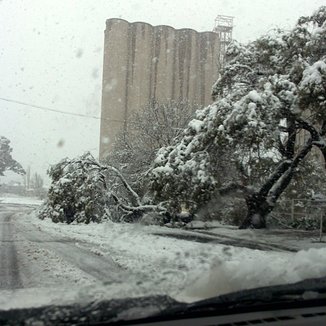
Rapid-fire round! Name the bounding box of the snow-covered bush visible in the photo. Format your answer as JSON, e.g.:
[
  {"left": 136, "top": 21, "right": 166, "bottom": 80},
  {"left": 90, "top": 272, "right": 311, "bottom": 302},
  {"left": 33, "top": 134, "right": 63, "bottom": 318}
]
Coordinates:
[{"left": 39, "top": 153, "right": 109, "bottom": 223}]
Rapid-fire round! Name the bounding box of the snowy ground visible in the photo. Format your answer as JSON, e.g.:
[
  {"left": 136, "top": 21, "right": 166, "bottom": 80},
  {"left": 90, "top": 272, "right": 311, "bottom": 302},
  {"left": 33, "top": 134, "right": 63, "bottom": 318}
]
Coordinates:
[
  {"left": 29, "top": 214, "right": 326, "bottom": 302},
  {"left": 0, "top": 193, "right": 43, "bottom": 206},
  {"left": 1, "top": 197, "right": 326, "bottom": 311},
  {"left": 184, "top": 220, "right": 326, "bottom": 251}
]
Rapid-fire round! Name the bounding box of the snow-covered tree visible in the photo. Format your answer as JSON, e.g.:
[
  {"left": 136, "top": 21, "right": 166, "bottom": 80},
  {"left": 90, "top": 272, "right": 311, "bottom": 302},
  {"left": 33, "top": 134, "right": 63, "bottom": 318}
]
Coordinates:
[
  {"left": 39, "top": 153, "right": 110, "bottom": 223},
  {"left": 150, "top": 6, "right": 326, "bottom": 228},
  {"left": 0, "top": 136, "right": 25, "bottom": 177},
  {"left": 106, "top": 100, "right": 199, "bottom": 195},
  {"left": 40, "top": 153, "right": 168, "bottom": 224}
]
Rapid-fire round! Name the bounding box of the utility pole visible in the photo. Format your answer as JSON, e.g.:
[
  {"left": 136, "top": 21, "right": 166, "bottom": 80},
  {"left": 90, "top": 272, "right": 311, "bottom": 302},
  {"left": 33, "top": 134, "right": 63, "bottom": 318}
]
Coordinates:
[{"left": 24, "top": 166, "right": 31, "bottom": 191}]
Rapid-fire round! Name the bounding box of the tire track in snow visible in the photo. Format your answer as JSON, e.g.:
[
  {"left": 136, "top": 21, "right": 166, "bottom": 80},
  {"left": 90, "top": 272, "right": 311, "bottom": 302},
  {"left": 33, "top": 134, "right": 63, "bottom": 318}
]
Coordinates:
[
  {"left": 0, "top": 212, "right": 23, "bottom": 289},
  {"left": 194, "top": 229, "right": 298, "bottom": 252},
  {"left": 16, "top": 218, "right": 124, "bottom": 283},
  {"left": 152, "top": 229, "right": 297, "bottom": 252}
]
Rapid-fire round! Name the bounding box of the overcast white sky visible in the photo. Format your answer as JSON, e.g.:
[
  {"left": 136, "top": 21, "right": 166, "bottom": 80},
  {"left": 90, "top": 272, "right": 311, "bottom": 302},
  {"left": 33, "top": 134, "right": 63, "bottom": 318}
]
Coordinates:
[{"left": 0, "top": 0, "right": 325, "bottom": 184}]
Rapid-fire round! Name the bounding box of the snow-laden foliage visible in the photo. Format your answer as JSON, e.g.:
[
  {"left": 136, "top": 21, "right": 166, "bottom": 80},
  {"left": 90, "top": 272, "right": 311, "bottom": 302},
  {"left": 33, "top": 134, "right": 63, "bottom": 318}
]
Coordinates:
[
  {"left": 40, "top": 153, "right": 169, "bottom": 224},
  {"left": 150, "top": 6, "right": 326, "bottom": 228},
  {"left": 150, "top": 103, "right": 234, "bottom": 213},
  {"left": 0, "top": 136, "right": 25, "bottom": 176},
  {"left": 39, "top": 153, "right": 109, "bottom": 224}
]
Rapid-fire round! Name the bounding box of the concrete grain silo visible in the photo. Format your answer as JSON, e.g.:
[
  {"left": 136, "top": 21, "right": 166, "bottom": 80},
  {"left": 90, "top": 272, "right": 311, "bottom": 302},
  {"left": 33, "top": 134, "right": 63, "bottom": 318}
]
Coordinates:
[{"left": 99, "top": 19, "right": 221, "bottom": 159}]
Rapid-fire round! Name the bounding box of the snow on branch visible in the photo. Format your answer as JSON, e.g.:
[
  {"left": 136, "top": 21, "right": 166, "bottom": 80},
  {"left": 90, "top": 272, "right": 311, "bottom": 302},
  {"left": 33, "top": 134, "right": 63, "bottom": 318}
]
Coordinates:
[{"left": 89, "top": 160, "right": 142, "bottom": 207}]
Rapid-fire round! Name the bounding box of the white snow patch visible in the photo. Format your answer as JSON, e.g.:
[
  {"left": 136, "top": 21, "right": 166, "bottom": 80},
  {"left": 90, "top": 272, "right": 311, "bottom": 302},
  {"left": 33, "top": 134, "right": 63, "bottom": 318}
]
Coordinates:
[
  {"left": 188, "top": 119, "right": 204, "bottom": 133},
  {"left": 300, "top": 60, "right": 326, "bottom": 89},
  {"left": 179, "top": 247, "right": 326, "bottom": 302},
  {"left": 0, "top": 195, "right": 43, "bottom": 206},
  {"left": 59, "top": 177, "right": 71, "bottom": 184},
  {"left": 152, "top": 165, "right": 173, "bottom": 175},
  {"left": 248, "top": 90, "right": 262, "bottom": 102}
]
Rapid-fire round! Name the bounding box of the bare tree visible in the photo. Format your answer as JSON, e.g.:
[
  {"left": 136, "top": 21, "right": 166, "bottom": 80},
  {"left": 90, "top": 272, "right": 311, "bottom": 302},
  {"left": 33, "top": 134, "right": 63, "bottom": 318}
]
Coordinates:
[
  {"left": 106, "top": 99, "right": 200, "bottom": 194},
  {"left": 24, "top": 166, "right": 31, "bottom": 190},
  {"left": 30, "top": 172, "right": 45, "bottom": 197}
]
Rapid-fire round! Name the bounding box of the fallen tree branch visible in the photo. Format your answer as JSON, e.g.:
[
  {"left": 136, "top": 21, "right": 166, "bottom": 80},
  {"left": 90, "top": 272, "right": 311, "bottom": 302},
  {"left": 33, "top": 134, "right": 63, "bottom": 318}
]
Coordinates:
[
  {"left": 110, "top": 192, "right": 166, "bottom": 213},
  {"left": 88, "top": 160, "right": 142, "bottom": 207}
]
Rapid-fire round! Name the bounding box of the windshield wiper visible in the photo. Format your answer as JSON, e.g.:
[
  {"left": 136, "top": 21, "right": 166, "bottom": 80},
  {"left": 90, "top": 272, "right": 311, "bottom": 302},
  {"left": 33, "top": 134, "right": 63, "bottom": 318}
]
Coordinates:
[
  {"left": 1, "top": 277, "right": 326, "bottom": 325},
  {"left": 120, "top": 276, "right": 326, "bottom": 325}
]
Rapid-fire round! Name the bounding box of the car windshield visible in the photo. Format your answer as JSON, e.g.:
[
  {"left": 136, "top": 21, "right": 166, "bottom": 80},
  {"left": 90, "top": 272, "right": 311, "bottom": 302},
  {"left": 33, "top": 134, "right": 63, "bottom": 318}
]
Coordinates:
[{"left": 1, "top": 0, "right": 326, "bottom": 317}]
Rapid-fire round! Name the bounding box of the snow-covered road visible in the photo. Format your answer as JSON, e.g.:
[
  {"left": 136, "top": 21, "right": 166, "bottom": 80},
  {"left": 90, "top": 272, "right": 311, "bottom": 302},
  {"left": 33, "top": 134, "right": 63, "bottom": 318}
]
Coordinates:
[
  {"left": 0, "top": 203, "right": 123, "bottom": 292},
  {"left": 2, "top": 199, "right": 326, "bottom": 311},
  {"left": 0, "top": 208, "right": 23, "bottom": 289},
  {"left": 15, "top": 210, "right": 123, "bottom": 283}
]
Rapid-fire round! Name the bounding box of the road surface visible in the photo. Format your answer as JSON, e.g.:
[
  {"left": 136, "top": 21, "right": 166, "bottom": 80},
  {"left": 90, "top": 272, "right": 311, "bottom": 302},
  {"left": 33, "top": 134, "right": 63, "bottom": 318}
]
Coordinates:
[
  {"left": 0, "top": 208, "right": 22, "bottom": 289},
  {"left": 0, "top": 203, "right": 123, "bottom": 290},
  {"left": 153, "top": 229, "right": 298, "bottom": 252}
]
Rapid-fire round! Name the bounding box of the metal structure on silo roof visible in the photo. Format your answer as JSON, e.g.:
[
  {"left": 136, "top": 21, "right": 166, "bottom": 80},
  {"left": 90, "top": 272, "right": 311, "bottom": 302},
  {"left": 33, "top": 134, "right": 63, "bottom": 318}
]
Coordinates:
[{"left": 213, "top": 15, "right": 234, "bottom": 68}]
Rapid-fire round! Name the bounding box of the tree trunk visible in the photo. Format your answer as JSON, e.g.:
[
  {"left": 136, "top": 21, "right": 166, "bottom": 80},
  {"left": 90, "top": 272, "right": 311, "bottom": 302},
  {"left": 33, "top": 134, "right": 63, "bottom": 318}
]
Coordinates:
[
  {"left": 239, "top": 140, "right": 313, "bottom": 229},
  {"left": 239, "top": 194, "right": 272, "bottom": 229}
]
